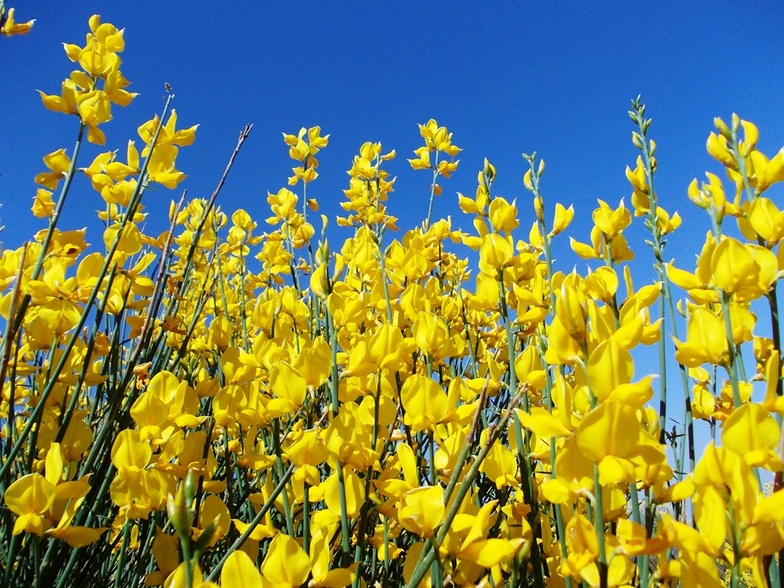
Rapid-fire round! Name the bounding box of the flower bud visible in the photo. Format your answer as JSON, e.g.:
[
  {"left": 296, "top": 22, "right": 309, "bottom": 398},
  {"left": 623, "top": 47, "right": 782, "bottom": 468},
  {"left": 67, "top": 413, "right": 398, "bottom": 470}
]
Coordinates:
[
  {"left": 731, "top": 113, "right": 741, "bottom": 134},
  {"left": 167, "top": 485, "right": 191, "bottom": 538},
  {"left": 193, "top": 520, "right": 218, "bottom": 558},
  {"left": 483, "top": 158, "right": 496, "bottom": 183},
  {"left": 523, "top": 169, "right": 534, "bottom": 192},
  {"left": 740, "top": 120, "right": 759, "bottom": 157},
  {"left": 714, "top": 117, "right": 732, "bottom": 140},
  {"left": 184, "top": 469, "right": 198, "bottom": 505}
]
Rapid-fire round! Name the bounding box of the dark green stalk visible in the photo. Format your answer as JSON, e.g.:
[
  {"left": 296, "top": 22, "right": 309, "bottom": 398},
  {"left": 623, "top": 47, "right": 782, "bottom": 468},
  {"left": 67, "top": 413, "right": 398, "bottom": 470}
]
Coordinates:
[
  {"left": 112, "top": 522, "right": 132, "bottom": 588},
  {"left": 271, "top": 419, "right": 295, "bottom": 536}
]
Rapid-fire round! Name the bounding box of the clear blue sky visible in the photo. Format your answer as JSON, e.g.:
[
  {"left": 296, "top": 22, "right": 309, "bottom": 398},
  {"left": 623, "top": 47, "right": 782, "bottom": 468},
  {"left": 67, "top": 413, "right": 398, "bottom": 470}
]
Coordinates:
[{"left": 2, "top": 1, "right": 784, "bottom": 270}]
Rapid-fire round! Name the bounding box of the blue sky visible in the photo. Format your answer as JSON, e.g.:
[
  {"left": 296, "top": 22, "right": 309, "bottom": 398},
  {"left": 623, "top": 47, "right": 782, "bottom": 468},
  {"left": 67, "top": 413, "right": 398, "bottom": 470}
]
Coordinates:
[{"left": 2, "top": 2, "right": 784, "bottom": 271}]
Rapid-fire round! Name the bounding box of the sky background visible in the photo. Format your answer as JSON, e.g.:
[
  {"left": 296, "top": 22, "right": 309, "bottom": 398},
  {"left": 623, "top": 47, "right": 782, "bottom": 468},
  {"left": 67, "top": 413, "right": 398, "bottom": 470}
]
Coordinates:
[{"left": 2, "top": 1, "right": 784, "bottom": 278}]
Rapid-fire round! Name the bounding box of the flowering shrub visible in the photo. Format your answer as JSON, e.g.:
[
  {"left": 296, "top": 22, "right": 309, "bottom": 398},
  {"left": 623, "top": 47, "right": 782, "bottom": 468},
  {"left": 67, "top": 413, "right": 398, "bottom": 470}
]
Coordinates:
[{"left": 2, "top": 11, "right": 784, "bottom": 588}]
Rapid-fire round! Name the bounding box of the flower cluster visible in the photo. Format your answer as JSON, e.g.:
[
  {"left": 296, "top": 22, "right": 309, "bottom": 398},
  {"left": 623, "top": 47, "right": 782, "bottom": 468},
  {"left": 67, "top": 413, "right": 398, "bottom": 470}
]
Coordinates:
[{"left": 39, "top": 15, "right": 134, "bottom": 144}]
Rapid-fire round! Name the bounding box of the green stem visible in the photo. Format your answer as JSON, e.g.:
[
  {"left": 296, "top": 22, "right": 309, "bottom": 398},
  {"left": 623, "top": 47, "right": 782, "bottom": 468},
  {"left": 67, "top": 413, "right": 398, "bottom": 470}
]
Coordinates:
[
  {"left": 272, "top": 419, "right": 295, "bottom": 536},
  {"left": 113, "top": 522, "right": 132, "bottom": 588},
  {"left": 424, "top": 155, "right": 440, "bottom": 231},
  {"left": 719, "top": 291, "right": 743, "bottom": 408},
  {"left": 593, "top": 466, "right": 608, "bottom": 588}
]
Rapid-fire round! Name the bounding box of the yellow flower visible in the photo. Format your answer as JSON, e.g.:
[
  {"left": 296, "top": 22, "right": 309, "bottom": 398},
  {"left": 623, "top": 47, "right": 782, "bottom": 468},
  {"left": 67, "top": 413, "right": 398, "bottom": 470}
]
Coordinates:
[
  {"left": 722, "top": 403, "right": 782, "bottom": 470},
  {"left": 398, "top": 484, "right": 445, "bottom": 538},
  {"left": 562, "top": 513, "right": 598, "bottom": 575},
  {"left": 478, "top": 232, "right": 514, "bottom": 273},
  {"left": 34, "top": 148, "right": 71, "bottom": 190},
  {"left": 576, "top": 400, "right": 640, "bottom": 463},
  {"left": 39, "top": 80, "right": 79, "bottom": 116},
  {"left": 283, "top": 127, "right": 328, "bottom": 185},
  {"left": 711, "top": 237, "right": 766, "bottom": 296},
  {"left": 674, "top": 306, "right": 729, "bottom": 367},
  {"left": 109, "top": 430, "right": 173, "bottom": 519},
  {"left": 1, "top": 7, "right": 34, "bottom": 36},
  {"left": 412, "top": 311, "right": 454, "bottom": 359},
  {"left": 5, "top": 473, "right": 56, "bottom": 536},
  {"left": 479, "top": 433, "right": 518, "bottom": 489},
  {"left": 139, "top": 110, "right": 198, "bottom": 149},
  {"left": 31, "top": 188, "right": 55, "bottom": 218},
  {"left": 401, "top": 374, "right": 450, "bottom": 433},
  {"left": 586, "top": 340, "right": 635, "bottom": 401},
  {"left": 743, "top": 196, "right": 784, "bottom": 244},
  {"left": 442, "top": 500, "right": 526, "bottom": 571},
  {"left": 488, "top": 196, "right": 519, "bottom": 234},
  {"left": 571, "top": 199, "right": 635, "bottom": 262},
  {"left": 76, "top": 90, "right": 113, "bottom": 140},
  {"left": 747, "top": 147, "right": 784, "bottom": 192},
  {"left": 268, "top": 361, "right": 307, "bottom": 416},
  {"left": 706, "top": 130, "right": 736, "bottom": 169},
  {"left": 324, "top": 402, "right": 379, "bottom": 469},
  {"left": 309, "top": 527, "right": 354, "bottom": 587}
]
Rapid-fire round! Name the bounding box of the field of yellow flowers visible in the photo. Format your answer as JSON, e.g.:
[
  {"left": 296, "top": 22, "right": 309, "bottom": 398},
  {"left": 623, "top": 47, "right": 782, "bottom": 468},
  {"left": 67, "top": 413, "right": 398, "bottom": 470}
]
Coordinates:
[{"left": 2, "top": 10, "right": 784, "bottom": 588}]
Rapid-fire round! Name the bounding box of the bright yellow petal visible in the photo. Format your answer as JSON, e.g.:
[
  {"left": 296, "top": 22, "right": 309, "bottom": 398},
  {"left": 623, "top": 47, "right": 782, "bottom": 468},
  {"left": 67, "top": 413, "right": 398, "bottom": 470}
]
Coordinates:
[
  {"left": 576, "top": 401, "right": 639, "bottom": 462},
  {"left": 398, "top": 485, "right": 444, "bottom": 538},
  {"left": 222, "top": 550, "right": 263, "bottom": 588},
  {"left": 261, "top": 533, "right": 311, "bottom": 587}
]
